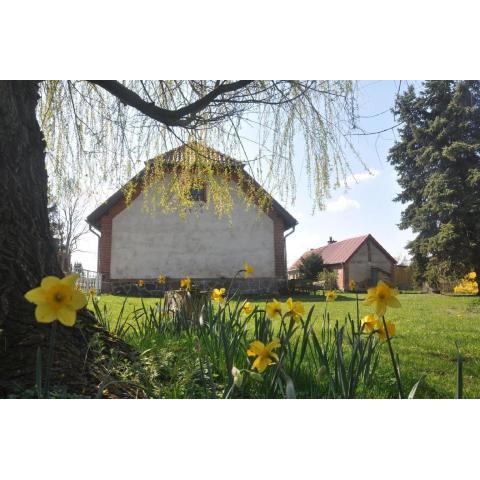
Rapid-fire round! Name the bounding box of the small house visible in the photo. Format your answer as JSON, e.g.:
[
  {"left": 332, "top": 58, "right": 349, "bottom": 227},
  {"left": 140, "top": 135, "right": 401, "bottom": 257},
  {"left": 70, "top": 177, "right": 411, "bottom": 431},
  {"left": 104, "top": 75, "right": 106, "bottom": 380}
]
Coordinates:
[{"left": 288, "top": 234, "right": 397, "bottom": 290}]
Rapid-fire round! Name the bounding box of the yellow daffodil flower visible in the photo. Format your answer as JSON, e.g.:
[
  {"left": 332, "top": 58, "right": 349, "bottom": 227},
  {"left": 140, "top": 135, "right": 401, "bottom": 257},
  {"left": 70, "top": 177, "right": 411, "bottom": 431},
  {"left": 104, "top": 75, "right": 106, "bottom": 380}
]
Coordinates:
[
  {"left": 243, "top": 262, "right": 254, "bottom": 279},
  {"left": 242, "top": 302, "right": 254, "bottom": 315},
  {"left": 376, "top": 319, "right": 396, "bottom": 341},
  {"left": 363, "top": 280, "right": 401, "bottom": 316},
  {"left": 138, "top": 279, "right": 145, "bottom": 287},
  {"left": 24, "top": 274, "right": 87, "bottom": 327},
  {"left": 180, "top": 277, "right": 191, "bottom": 290},
  {"left": 349, "top": 279, "right": 357, "bottom": 290},
  {"left": 211, "top": 287, "right": 226, "bottom": 304},
  {"left": 286, "top": 297, "right": 305, "bottom": 321},
  {"left": 326, "top": 290, "right": 337, "bottom": 302},
  {"left": 88, "top": 287, "right": 96, "bottom": 297},
  {"left": 361, "top": 314, "right": 377, "bottom": 333},
  {"left": 467, "top": 272, "right": 477, "bottom": 280},
  {"left": 158, "top": 275, "right": 166, "bottom": 284},
  {"left": 247, "top": 338, "right": 280, "bottom": 373},
  {"left": 266, "top": 299, "right": 283, "bottom": 320}
]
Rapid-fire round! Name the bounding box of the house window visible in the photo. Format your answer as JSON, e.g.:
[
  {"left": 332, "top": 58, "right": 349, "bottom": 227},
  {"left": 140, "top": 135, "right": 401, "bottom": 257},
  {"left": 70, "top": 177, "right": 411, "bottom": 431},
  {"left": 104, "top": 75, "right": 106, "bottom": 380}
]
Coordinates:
[{"left": 190, "top": 187, "right": 206, "bottom": 202}]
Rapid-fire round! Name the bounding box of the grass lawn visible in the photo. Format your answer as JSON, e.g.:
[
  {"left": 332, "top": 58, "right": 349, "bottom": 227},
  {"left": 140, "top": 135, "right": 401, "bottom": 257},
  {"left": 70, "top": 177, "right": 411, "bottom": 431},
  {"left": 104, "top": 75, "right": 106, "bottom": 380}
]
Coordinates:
[{"left": 90, "top": 291, "right": 480, "bottom": 398}]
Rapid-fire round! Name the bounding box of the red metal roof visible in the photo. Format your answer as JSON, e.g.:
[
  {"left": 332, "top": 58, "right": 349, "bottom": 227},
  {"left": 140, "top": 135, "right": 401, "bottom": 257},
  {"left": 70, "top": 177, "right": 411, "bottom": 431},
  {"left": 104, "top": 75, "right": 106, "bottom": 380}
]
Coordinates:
[{"left": 289, "top": 234, "right": 395, "bottom": 270}]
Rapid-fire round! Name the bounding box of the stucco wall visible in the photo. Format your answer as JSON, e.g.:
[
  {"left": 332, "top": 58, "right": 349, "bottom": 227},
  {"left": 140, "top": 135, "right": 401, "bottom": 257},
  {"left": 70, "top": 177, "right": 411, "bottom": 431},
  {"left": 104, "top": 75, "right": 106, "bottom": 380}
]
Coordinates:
[
  {"left": 347, "top": 240, "right": 393, "bottom": 287},
  {"left": 110, "top": 181, "right": 276, "bottom": 279}
]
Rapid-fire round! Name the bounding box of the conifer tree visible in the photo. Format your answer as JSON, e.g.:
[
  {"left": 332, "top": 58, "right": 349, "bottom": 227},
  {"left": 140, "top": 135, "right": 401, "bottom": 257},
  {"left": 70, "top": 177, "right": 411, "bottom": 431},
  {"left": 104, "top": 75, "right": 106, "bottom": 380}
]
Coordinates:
[{"left": 389, "top": 81, "right": 480, "bottom": 289}]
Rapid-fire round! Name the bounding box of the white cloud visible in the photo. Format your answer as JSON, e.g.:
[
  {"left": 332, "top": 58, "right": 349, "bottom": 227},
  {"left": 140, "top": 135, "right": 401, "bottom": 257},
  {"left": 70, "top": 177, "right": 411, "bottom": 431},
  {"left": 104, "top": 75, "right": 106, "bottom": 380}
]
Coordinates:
[
  {"left": 345, "top": 169, "right": 380, "bottom": 187},
  {"left": 326, "top": 195, "right": 360, "bottom": 212}
]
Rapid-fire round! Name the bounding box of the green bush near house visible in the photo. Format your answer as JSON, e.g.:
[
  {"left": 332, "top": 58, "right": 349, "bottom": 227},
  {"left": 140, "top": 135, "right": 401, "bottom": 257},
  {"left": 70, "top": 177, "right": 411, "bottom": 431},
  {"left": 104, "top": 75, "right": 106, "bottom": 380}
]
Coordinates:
[
  {"left": 298, "top": 253, "right": 325, "bottom": 280},
  {"left": 317, "top": 269, "right": 338, "bottom": 290}
]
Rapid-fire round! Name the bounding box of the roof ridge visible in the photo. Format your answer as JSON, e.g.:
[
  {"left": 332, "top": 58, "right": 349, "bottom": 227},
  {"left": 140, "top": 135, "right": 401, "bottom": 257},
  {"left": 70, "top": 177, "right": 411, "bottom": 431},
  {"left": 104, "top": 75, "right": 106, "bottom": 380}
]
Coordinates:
[
  {"left": 314, "top": 234, "right": 369, "bottom": 250},
  {"left": 289, "top": 234, "right": 375, "bottom": 270},
  {"left": 86, "top": 142, "right": 297, "bottom": 230}
]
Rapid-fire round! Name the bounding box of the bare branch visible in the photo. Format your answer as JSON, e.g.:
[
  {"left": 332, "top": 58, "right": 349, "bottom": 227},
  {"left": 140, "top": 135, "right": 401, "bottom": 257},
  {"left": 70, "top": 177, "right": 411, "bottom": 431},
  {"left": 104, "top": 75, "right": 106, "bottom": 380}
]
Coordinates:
[{"left": 89, "top": 80, "right": 253, "bottom": 127}]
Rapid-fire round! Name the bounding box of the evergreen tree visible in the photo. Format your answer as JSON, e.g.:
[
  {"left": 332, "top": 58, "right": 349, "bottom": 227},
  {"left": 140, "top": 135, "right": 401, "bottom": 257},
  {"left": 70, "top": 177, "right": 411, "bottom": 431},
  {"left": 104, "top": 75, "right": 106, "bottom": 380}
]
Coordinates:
[
  {"left": 389, "top": 81, "right": 480, "bottom": 289},
  {"left": 298, "top": 253, "right": 325, "bottom": 280}
]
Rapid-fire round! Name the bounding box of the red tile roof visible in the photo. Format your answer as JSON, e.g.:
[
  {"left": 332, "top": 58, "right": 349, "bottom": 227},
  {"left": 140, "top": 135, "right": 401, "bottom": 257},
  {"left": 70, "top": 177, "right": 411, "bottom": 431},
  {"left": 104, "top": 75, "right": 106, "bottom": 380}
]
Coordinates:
[{"left": 289, "top": 234, "right": 396, "bottom": 270}]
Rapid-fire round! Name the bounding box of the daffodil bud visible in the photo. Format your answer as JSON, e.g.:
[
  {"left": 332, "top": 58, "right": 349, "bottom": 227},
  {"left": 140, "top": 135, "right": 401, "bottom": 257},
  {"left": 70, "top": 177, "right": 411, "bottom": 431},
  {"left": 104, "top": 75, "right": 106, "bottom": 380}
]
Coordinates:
[
  {"left": 317, "top": 365, "right": 327, "bottom": 380},
  {"left": 231, "top": 366, "right": 243, "bottom": 387},
  {"left": 248, "top": 371, "right": 263, "bottom": 382}
]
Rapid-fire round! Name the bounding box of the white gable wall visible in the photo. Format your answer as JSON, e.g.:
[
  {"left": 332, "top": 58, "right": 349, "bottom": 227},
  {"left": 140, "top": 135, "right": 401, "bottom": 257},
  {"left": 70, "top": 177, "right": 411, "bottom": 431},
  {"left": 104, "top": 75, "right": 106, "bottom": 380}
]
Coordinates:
[
  {"left": 347, "top": 240, "right": 393, "bottom": 285},
  {"left": 110, "top": 182, "right": 276, "bottom": 279}
]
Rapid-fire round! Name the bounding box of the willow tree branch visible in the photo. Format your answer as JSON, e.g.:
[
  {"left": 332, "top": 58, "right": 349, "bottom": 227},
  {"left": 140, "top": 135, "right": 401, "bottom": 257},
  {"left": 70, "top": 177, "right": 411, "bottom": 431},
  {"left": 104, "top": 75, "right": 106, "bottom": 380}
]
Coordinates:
[{"left": 88, "top": 80, "right": 253, "bottom": 127}]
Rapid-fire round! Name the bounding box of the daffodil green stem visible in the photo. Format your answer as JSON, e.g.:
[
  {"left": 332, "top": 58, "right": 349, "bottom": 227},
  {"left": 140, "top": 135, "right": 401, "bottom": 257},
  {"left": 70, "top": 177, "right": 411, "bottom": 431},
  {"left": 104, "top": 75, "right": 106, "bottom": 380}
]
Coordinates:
[
  {"left": 322, "top": 300, "right": 328, "bottom": 341},
  {"left": 225, "top": 383, "right": 235, "bottom": 399},
  {"left": 35, "top": 346, "right": 43, "bottom": 399},
  {"left": 226, "top": 269, "right": 243, "bottom": 300},
  {"left": 355, "top": 292, "right": 360, "bottom": 329},
  {"left": 44, "top": 320, "right": 58, "bottom": 398},
  {"left": 382, "top": 316, "right": 405, "bottom": 399}
]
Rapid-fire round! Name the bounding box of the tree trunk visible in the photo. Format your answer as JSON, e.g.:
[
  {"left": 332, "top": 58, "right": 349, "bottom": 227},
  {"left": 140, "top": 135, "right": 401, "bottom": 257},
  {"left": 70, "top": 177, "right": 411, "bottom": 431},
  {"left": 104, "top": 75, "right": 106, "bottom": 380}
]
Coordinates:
[{"left": 0, "top": 81, "right": 138, "bottom": 397}]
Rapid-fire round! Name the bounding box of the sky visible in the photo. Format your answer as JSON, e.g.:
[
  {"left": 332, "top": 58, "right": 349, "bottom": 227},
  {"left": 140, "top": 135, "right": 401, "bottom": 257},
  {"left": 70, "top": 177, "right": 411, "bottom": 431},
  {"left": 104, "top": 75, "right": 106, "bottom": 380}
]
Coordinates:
[{"left": 72, "top": 80, "right": 421, "bottom": 272}]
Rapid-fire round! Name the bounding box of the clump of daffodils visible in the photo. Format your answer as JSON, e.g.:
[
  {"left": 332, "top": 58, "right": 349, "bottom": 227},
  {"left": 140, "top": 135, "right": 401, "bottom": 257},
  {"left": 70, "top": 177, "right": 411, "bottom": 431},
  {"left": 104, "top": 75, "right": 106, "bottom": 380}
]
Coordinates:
[
  {"left": 242, "top": 302, "right": 254, "bottom": 315},
  {"left": 24, "top": 274, "right": 87, "bottom": 327},
  {"left": 361, "top": 314, "right": 395, "bottom": 341},
  {"left": 362, "top": 281, "right": 401, "bottom": 338},
  {"left": 361, "top": 314, "right": 377, "bottom": 333},
  {"left": 247, "top": 339, "right": 280, "bottom": 373},
  {"left": 376, "top": 320, "right": 396, "bottom": 341},
  {"left": 265, "top": 298, "right": 306, "bottom": 322},
  {"left": 180, "top": 277, "right": 191, "bottom": 290},
  {"left": 243, "top": 262, "right": 254, "bottom": 279},
  {"left": 454, "top": 272, "right": 478, "bottom": 295},
  {"left": 211, "top": 287, "right": 226, "bottom": 304},
  {"left": 362, "top": 279, "right": 402, "bottom": 396},
  {"left": 326, "top": 290, "right": 337, "bottom": 302},
  {"left": 285, "top": 297, "right": 305, "bottom": 322},
  {"left": 363, "top": 280, "right": 401, "bottom": 316},
  {"left": 266, "top": 299, "right": 283, "bottom": 320}
]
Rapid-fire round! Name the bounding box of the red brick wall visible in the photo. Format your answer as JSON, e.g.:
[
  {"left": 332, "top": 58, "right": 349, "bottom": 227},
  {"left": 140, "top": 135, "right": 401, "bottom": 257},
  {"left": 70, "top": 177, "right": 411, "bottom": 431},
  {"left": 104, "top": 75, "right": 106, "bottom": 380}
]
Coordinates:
[
  {"left": 337, "top": 267, "right": 344, "bottom": 290},
  {"left": 272, "top": 213, "right": 286, "bottom": 278},
  {"left": 341, "top": 264, "right": 348, "bottom": 290},
  {"left": 98, "top": 185, "right": 142, "bottom": 281}
]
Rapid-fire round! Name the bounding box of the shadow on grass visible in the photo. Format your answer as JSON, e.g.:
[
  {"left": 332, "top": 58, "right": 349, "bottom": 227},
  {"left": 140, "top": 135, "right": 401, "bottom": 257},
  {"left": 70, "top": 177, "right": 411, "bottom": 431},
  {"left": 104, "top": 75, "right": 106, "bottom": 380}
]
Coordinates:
[{"left": 238, "top": 293, "right": 360, "bottom": 303}]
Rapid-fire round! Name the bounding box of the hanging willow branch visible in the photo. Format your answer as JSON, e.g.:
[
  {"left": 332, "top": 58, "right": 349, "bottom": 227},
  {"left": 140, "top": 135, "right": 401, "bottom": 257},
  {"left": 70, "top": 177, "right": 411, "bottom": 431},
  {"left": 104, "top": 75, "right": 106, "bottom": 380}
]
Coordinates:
[{"left": 38, "top": 80, "right": 363, "bottom": 216}]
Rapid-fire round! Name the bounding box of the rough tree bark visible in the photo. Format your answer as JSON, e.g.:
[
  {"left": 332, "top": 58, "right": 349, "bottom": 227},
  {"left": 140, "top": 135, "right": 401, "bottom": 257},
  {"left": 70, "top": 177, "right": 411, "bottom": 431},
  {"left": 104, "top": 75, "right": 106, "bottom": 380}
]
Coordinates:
[{"left": 0, "top": 81, "right": 138, "bottom": 397}]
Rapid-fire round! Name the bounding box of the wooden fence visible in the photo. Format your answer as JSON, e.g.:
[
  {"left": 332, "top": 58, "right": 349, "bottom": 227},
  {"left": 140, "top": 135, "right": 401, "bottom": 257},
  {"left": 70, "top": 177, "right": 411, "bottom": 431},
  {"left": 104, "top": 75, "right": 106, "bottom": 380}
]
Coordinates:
[{"left": 393, "top": 265, "right": 413, "bottom": 290}]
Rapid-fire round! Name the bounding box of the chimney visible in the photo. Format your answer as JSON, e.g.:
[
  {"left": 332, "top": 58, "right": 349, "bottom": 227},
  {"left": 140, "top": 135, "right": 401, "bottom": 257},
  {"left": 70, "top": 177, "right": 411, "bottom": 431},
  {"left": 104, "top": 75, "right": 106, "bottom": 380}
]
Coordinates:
[{"left": 328, "top": 236, "right": 336, "bottom": 244}]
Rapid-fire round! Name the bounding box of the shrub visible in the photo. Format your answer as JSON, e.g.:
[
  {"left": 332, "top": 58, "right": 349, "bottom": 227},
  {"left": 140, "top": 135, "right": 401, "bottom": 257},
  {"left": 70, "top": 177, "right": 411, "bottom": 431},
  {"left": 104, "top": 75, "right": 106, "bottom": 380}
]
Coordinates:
[
  {"left": 317, "top": 269, "right": 338, "bottom": 290},
  {"left": 298, "top": 253, "right": 324, "bottom": 280},
  {"left": 454, "top": 272, "right": 478, "bottom": 295}
]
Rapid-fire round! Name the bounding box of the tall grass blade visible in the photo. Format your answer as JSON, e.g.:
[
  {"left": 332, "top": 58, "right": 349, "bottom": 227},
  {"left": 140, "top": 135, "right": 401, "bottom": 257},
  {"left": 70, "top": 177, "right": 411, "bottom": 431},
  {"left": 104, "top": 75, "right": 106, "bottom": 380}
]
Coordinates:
[{"left": 455, "top": 342, "right": 463, "bottom": 399}]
